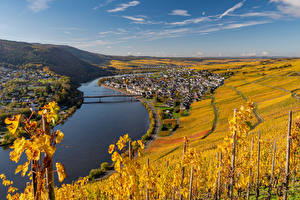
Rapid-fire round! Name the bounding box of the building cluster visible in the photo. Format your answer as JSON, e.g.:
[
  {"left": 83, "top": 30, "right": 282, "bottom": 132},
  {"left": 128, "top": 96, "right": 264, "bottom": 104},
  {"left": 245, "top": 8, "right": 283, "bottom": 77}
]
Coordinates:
[
  {"left": 103, "top": 69, "right": 224, "bottom": 109},
  {"left": 0, "top": 66, "right": 60, "bottom": 107},
  {"left": 140, "top": 64, "right": 192, "bottom": 69}
]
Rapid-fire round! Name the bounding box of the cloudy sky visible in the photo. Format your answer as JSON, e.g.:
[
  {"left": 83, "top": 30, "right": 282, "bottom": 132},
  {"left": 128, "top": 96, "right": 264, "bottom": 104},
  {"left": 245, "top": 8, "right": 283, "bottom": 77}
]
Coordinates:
[{"left": 1, "top": 0, "right": 300, "bottom": 57}]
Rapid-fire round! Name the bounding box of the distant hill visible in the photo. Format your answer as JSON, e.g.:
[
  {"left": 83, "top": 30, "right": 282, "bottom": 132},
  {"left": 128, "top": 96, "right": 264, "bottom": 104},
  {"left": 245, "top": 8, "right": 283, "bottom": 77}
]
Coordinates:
[{"left": 0, "top": 39, "right": 115, "bottom": 83}]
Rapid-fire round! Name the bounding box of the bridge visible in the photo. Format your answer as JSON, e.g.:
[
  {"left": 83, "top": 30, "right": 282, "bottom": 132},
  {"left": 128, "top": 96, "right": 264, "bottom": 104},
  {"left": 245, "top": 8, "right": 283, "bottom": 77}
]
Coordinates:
[
  {"left": 83, "top": 94, "right": 142, "bottom": 104},
  {"left": 83, "top": 94, "right": 142, "bottom": 99}
]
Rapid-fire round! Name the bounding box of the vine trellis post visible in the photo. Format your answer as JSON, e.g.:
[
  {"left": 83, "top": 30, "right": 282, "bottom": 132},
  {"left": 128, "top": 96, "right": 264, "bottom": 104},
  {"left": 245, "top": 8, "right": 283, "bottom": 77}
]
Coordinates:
[
  {"left": 229, "top": 109, "right": 237, "bottom": 200},
  {"left": 268, "top": 139, "right": 276, "bottom": 200},
  {"left": 179, "top": 139, "right": 187, "bottom": 200},
  {"left": 43, "top": 115, "right": 55, "bottom": 200},
  {"left": 255, "top": 131, "right": 261, "bottom": 200},
  {"left": 247, "top": 137, "right": 254, "bottom": 200},
  {"left": 283, "top": 110, "right": 292, "bottom": 200}
]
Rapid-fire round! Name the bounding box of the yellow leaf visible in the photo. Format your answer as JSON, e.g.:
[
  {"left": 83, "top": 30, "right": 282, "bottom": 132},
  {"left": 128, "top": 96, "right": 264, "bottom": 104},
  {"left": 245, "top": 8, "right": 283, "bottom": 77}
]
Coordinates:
[
  {"left": 15, "top": 165, "right": 23, "bottom": 175},
  {"left": 56, "top": 162, "right": 67, "bottom": 182},
  {"left": 108, "top": 144, "right": 115, "bottom": 154},
  {"left": 137, "top": 140, "right": 144, "bottom": 150},
  {"left": 5, "top": 115, "right": 21, "bottom": 135},
  {"left": 55, "top": 130, "right": 64, "bottom": 144}
]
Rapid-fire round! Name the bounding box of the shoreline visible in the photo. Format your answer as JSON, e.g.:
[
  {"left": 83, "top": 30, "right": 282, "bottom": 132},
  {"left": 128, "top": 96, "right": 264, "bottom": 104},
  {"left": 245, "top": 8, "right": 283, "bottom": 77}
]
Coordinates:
[
  {"left": 101, "top": 84, "right": 160, "bottom": 149},
  {"left": 0, "top": 87, "right": 83, "bottom": 147},
  {"left": 89, "top": 83, "right": 161, "bottom": 181}
]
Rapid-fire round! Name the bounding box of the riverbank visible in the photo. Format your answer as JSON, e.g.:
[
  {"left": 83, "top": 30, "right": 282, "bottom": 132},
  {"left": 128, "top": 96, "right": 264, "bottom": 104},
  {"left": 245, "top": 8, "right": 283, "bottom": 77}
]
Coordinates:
[
  {"left": 0, "top": 77, "right": 151, "bottom": 198},
  {"left": 101, "top": 84, "right": 161, "bottom": 147},
  {"left": 0, "top": 85, "right": 83, "bottom": 147},
  {"left": 86, "top": 84, "right": 161, "bottom": 181}
]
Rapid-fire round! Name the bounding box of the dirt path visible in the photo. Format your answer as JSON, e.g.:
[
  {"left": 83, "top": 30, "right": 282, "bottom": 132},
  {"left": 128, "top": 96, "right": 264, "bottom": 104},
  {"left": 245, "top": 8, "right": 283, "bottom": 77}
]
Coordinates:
[
  {"left": 201, "top": 95, "right": 218, "bottom": 139},
  {"left": 229, "top": 85, "right": 264, "bottom": 129},
  {"left": 244, "top": 77, "right": 300, "bottom": 101}
]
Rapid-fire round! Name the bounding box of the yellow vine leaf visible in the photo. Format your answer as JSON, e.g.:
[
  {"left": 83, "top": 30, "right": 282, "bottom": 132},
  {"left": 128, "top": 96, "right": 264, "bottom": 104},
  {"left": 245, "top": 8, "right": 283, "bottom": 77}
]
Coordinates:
[
  {"left": 38, "top": 101, "right": 60, "bottom": 124},
  {"left": 5, "top": 114, "right": 21, "bottom": 135},
  {"left": 137, "top": 140, "right": 144, "bottom": 150},
  {"left": 56, "top": 162, "right": 67, "bottom": 182},
  {"left": 108, "top": 144, "right": 115, "bottom": 154},
  {"left": 55, "top": 130, "right": 64, "bottom": 144}
]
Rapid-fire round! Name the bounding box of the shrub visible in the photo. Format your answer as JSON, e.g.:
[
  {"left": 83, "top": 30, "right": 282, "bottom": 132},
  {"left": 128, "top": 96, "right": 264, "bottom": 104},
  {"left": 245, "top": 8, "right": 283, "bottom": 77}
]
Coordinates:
[
  {"left": 142, "top": 133, "right": 151, "bottom": 142},
  {"left": 88, "top": 169, "right": 105, "bottom": 181},
  {"left": 100, "top": 162, "right": 110, "bottom": 171},
  {"left": 181, "top": 110, "right": 189, "bottom": 116}
]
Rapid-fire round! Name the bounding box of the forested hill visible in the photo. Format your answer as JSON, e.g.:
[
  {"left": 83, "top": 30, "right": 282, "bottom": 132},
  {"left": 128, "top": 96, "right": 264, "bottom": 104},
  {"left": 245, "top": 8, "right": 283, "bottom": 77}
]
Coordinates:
[{"left": 0, "top": 39, "right": 115, "bottom": 83}]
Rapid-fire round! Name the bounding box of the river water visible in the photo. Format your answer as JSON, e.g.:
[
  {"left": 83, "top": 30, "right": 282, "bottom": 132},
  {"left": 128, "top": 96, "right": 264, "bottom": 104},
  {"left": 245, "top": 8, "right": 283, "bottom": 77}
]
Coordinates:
[{"left": 0, "top": 78, "right": 149, "bottom": 198}]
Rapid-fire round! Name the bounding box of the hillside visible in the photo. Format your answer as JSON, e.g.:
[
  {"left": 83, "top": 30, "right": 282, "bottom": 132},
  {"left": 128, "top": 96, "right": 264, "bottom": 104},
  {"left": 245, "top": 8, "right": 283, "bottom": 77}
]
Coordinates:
[
  {"left": 56, "top": 58, "right": 300, "bottom": 199},
  {"left": 1, "top": 58, "right": 300, "bottom": 199},
  {"left": 0, "top": 39, "right": 114, "bottom": 83}
]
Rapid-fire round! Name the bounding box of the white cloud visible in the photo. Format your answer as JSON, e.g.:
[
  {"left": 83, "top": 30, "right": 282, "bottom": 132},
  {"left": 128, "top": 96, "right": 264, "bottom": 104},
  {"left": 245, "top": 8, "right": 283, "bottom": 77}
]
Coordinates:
[
  {"left": 142, "top": 28, "right": 190, "bottom": 40},
  {"left": 119, "top": 28, "right": 190, "bottom": 41},
  {"left": 26, "top": 0, "right": 54, "bottom": 13},
  {"left": 107, "top": 1, "right": 140, "bottom": 13},
  {"left": 123, "top": 16, "right": 145, "bottom": 23},
  {"left": 169, "top": 9, "right": 191, "bottom": 16},
  {"left": 169, "top": 17, "right": 211, "bottom": 25},
  {"left": 116, "top": 20, "right": 270, "bottom": 42},
  {"left": 195, "top": 51, "right": 204, "bottom": 56},
  {"left": 75, "top": 40, "right": 110, "bottom": 48},
  {"left": 99, "top": 31, "right": 115, "bottom": 35},
  {"left": 195, "top": 20, "right": 270, "bottom": 34},
  {"left": 236, "top": 12, "right": 282, "bottom": 19},
  {"left": 261, "top": 51, "right": 269, "bottom": 56},
  {"left": 241, "top": 52, "right": 257, "bottom": 57},
  {"left": 219, "top": 0, "right": 245, "bottom": 18},
  {"left": 270, "top": 0, "right": 300, "bottom": 17},
  {"left": 93, "top": 0, "right": 116, "bottom": 10},
  {"left": 198, "top": 27, "right": 222, "bottom": 33},
  {"left": 99, "top": 29, "right": 127, "bottom": 35},
  {"left": 122, "top": 15, "right": 163, "bottom": 24},
  {"left": 224, "top": 20, "right": 270, "bottom": 29}
]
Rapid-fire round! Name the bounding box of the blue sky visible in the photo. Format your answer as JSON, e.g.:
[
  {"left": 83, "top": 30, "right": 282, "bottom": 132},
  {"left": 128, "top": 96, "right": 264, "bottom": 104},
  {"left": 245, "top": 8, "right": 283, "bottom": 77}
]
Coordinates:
[{"left": 1, "top": 0, "right": 300, "bottom": 57}]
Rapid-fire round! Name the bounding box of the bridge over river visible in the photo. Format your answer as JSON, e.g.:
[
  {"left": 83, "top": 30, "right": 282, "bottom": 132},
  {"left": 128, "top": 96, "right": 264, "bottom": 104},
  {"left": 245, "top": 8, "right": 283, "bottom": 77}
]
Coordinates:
[
  {"left": 83, "top": 94, "right": 142, "bottom": 103},
  {"left": 83, "top": 94, "right": 142, "bottom": 99}
]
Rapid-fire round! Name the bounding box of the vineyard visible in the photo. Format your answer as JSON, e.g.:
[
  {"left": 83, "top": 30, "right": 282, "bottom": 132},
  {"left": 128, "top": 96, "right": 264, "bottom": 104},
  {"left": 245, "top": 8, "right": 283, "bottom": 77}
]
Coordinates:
[
  {"left": 1, "top": 58, "right": 300, "bottom": 199},
  {"left": 56, "top": 105, "right": 300, "bottom": 200}
]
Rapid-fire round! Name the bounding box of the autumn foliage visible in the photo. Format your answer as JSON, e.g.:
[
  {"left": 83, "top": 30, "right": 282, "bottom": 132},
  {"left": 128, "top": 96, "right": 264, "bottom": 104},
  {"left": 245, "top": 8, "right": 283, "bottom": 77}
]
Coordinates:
[
  {"left": 1, "top": 100, "right": 299, "bottom": 199},
  {"left": 1, "top": 102, "right": 66, "bottom": 200}
]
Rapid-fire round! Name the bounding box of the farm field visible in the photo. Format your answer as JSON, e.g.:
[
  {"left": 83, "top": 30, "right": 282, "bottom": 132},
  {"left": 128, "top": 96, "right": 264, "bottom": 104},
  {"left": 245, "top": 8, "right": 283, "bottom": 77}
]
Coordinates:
[{"left": 108, "top": 58, "right": 263, "bottom": 70}]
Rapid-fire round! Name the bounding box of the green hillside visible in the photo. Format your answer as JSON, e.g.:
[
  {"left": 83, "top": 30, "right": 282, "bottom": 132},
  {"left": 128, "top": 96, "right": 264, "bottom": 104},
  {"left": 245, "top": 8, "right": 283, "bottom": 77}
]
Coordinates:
[{"left": 0, "top": 39, "right": 114, "bottom": 83}]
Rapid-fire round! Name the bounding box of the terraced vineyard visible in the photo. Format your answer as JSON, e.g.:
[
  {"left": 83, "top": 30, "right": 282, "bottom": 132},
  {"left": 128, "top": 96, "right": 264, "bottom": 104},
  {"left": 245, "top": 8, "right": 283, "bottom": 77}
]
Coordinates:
[{"left": 1, "top": 58, "right": 300, "bottom": 199}]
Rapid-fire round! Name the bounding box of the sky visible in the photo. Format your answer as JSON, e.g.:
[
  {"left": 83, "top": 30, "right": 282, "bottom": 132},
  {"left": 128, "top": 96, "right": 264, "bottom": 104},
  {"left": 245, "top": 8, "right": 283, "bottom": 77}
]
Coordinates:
[{"left": 0, "top": 0, "right": 300, "bottom": 57}]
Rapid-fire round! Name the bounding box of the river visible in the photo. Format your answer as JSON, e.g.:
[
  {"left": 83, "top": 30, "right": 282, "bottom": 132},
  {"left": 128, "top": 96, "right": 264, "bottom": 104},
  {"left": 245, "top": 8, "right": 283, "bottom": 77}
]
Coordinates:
[{"left": 0, "top": 77, "right": 150, "bottom": 198}]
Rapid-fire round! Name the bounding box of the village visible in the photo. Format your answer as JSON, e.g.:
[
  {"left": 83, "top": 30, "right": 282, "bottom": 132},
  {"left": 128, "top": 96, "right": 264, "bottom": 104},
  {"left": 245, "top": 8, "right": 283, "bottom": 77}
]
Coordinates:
[
  {"left": 102, "top": 68, "right": 224, "bottom": 110},
  {"left": 0, "top": 66, "right": 61, "bottom": 108},
  {"left": 0, "top": 65, "right": 83, "bottom": 145}
]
